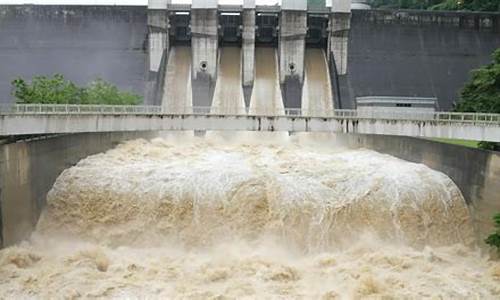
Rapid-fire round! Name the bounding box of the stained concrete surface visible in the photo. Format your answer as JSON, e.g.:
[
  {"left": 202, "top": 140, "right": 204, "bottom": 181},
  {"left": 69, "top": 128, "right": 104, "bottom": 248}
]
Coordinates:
[
  {"left": 342, "top": 10, "right": 500, "bottom": 110},
  {"left": 0, "top": 6, "right": 499, "bottom": 111},
  {"left": 0, "top": 5, "right": 147, "bottom": 104},
  {"left": 162, "top": 46, "right": 192, "bottom": 111}
]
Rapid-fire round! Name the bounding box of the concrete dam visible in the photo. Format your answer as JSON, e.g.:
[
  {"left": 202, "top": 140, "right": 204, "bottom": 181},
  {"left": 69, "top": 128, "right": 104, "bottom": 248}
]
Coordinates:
[
  {"left": 0, "top": 1, "right": 500, "bottom": 298},
  {"left": 0, "top": 4, "right": 499, "bottom": 110},
  {"left": 146, "top": 0, "right": 344, "bottom": 113},
  {"left": 160, "top": 45, "right": 332, "bottom": 115}
]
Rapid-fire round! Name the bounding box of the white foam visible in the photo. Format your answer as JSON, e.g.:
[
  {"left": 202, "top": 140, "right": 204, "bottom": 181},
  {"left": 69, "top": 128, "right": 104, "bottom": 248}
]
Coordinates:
[{"left": 1, "top": 135, "right": 495, "bottom": 298}]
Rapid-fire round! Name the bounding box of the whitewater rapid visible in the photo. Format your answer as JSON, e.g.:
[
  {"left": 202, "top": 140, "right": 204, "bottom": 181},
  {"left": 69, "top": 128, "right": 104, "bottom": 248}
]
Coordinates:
[{"left": 1, "top": 135, "right": 499, "bottom": 298}]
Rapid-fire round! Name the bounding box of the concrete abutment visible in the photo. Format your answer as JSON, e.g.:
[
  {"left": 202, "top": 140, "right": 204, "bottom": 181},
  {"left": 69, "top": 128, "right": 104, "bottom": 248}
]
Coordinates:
[
  {"left": 191, "top": 3, "right": 218, "bottom": 107},
  {"left": 146, "top": 5, "right": 170, "bottom": 105}
]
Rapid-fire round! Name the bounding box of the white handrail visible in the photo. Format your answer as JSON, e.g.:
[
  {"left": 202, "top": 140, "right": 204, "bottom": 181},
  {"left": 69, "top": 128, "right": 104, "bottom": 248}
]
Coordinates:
[{"left": 0, "top": 104, "right": 499, "bottom": 124}]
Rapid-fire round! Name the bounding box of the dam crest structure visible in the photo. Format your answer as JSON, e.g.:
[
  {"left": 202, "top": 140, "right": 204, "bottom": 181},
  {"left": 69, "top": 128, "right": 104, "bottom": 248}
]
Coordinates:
[{"left": 146, "top": 0, "right": 351, "bottom": 112}]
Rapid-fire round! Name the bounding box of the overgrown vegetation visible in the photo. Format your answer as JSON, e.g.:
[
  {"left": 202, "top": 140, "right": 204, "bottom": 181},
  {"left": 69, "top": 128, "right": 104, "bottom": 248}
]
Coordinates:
[
  {"left": 11, "top": 74, "right": 141, "bottom": 105},
  {"left": 429, "top": 138, "right": 480, "bottom": 148},
  {"left": 454, "top": 48, "right": 500, "bottom": 151},
  {"left": 485, "top": 213, "right": 500, "bottom": 252},
  {"left": 455, "top": 49, "right": 500, "bottom": 115},
  {"left": 371, "top": 0, "right": 500, "bottom": 11}
]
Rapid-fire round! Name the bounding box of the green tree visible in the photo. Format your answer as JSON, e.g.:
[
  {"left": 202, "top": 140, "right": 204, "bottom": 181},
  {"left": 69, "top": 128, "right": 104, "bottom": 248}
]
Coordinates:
[
  {"left": 485, "top": 213, "right": 500, "bottom": 252},
  {"left": 11, "top": 74, "right": 141, "bottom": 105},
  {"left": 371, "top": 0, "right": 500, "bottom": 11},
  {"left": 11, "top": 74, "right": 84, "bottom": 104},
  {"left": 455, "top": 49, "right": 500, "bottom": 114},
  {"left": 82, "top": 78, "right": 140, "bottom": 105},
  {"left": 455, "top": 49, "right": 500, "bottom": 150},
  {"left": 429, "top": 0, "right": 461, "bottom": 10},
  {"left": 461, "top": 0, "right": 500, "bottom": 11}
]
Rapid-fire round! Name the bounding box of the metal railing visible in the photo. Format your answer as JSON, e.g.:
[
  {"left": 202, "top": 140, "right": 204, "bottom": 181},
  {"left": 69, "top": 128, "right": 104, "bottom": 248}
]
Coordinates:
[
  {"left": 0, "top": 104, "right": 358, "bottom": 118},
  {"left": 0, "top": 104, "right": 499, "bottom": 124}
]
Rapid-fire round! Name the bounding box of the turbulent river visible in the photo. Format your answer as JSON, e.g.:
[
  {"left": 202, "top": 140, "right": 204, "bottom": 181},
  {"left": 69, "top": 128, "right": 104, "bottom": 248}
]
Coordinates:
[
  {"left": 1, "top": 48, "right": 499, "bottom": 298},
  {"left": 0, "top": 134, "right": 499, "bottom": 299}
]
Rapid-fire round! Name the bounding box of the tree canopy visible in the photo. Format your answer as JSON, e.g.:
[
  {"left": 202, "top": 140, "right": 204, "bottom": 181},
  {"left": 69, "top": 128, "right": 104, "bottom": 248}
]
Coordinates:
[
  {"left": 455, "top": 48, "right": 500, "bottom": 150},
  {"left": 485, "top": 213, "right": 500, "bottom": 252},
  {"left": 371, "top": 0, "right": 500, "bottom": 11},
  {"left": 11, "top": 74, "right": 141, "bottom": 105},
  {"left": 455, "top": 49, "right": 500, "bottom": 114}
]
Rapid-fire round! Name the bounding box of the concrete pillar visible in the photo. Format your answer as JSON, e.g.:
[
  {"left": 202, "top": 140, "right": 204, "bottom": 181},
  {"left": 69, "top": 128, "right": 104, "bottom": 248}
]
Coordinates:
[
  {"left": 279, "top": 0, "right": 307, "bottom": 109},
  {"left": 242, "top": 0, "right": 256, "bottom": 107},
  {"left": 191, "top": 0, "right": 218, "bottom": 107},
  {"left": 146, "top": 0, "right": 170, "bottom": 105},
  {"left": 328, "top": 0, "right": 351, "bottom": 75}
]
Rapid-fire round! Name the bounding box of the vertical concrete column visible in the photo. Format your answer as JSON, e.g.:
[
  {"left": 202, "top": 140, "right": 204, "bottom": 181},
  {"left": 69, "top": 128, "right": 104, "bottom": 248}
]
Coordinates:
[
  {"left": 279, "top": 0, "right": 307, "bottom": 109},
  {"left": 242, "top": 0, "right": 256, "bottom": 107},
  {"left": 146, "top": 0, "right": 170, "bottom": 105},
  {"left": 328, "top": 0, "right": 351, "bottom": 75},
  {"left": 191, "top": 0, "right": 218, "bottom": 107}
]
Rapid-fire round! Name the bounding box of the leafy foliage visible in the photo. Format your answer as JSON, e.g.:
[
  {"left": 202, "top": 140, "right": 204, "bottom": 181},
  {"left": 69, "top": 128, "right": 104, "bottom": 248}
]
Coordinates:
[
  {"left": 454, "top": 49, "right": 500, "bottom": 151},
  {"left": 11, "top": 74, "right": 83, "bottom": 104},
  {"left": 485, "top": 213, "right": 500, "bottom": 251},
  {"left": 455, "top": 49, "right": 500, "bottom": 114},
  {"left": 371, "top": 0, "right": 442, "bottom": 9},
  {"left": 84, "top": 78, "right": 140, "bottom": 105},
  {"left": 371, "top": 0, "right": 500, "bottom": 11},
  {"left": 11, "top": 74, "right": 141, "bottom": 105}
]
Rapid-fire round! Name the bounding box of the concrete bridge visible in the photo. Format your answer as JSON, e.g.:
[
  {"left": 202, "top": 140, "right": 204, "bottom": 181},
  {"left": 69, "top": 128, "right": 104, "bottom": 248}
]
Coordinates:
[{"left": 1, "top": 104, "right": 499, "bottom": 142}]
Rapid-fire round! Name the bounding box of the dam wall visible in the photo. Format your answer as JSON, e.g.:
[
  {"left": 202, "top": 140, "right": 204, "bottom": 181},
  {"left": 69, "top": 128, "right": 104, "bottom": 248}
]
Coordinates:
[
  {"left": 342, "top": 9, "right": 500, "bottom": 109},
  {"left": 0, "top": 5, "right": 148, "bottom": 104},
  {"left": 0, "top": 131, "right": 157, "bottom": 248},
  {"left": 0, "top": 5, "right": 499, "bottom": 110},
  {"left": 337, "top": 133, "right": 500, "bottom": 244}
]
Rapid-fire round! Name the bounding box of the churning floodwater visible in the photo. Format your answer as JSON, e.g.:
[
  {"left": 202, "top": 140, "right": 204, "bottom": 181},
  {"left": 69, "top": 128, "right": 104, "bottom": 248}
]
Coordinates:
[
  {"left": 0, "top": 48, "right": 499, "bottom": 299},
  {"left": 1, "top": 135, "right": 499, "bottom": 298}
]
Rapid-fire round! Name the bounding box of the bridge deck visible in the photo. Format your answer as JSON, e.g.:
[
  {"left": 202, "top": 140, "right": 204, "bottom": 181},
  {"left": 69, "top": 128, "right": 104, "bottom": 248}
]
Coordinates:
[{"left": 0, "top": 104, "right": 499, "bottom": 142}]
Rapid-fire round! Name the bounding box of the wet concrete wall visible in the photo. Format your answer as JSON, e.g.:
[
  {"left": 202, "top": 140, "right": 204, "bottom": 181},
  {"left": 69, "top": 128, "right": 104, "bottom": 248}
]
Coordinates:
[
  {"left": 337, "top": 133, "right": 500, "bottom": 244},
  {"left": 341, "top": 9, "right": 500, "bottom": 110},
  {"left": 191, "top": 9, "right": 218, "bottom": 107},
  {"left": 0, "top": 5, "right": 499, "bottom": 111},
  {"left": 0, "top": 5, "right": 147, "bottom": 104},
  {"left": 0, "top": 131, "right": 157, "bottom": 247}
]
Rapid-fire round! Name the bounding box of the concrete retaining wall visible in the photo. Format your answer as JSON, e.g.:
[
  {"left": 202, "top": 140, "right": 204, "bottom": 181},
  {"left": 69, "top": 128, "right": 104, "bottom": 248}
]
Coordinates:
[
  {"left": 337, "top": 133, "right": 500, "bottom": 244},
  {"left": 0, "top": 131, "right": 157, "bottom": 247}
]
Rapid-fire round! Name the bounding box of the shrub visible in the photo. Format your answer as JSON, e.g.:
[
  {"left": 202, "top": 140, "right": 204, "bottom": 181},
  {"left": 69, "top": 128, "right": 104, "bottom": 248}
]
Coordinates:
[
  {"left": 11, "top": 74, "right": 141, "bottom": 105},
  {"left": 11, "top": 74, "right": 84, "bottom": 104},
  {"left": 454, "top": 48, "right": 500, "bottom": 151},
  {"left": 82, "top": 78, "right": 140, "bottom": 105},
  {"left": 485, "top": 213, "right": 500, "bottom": 251}
]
